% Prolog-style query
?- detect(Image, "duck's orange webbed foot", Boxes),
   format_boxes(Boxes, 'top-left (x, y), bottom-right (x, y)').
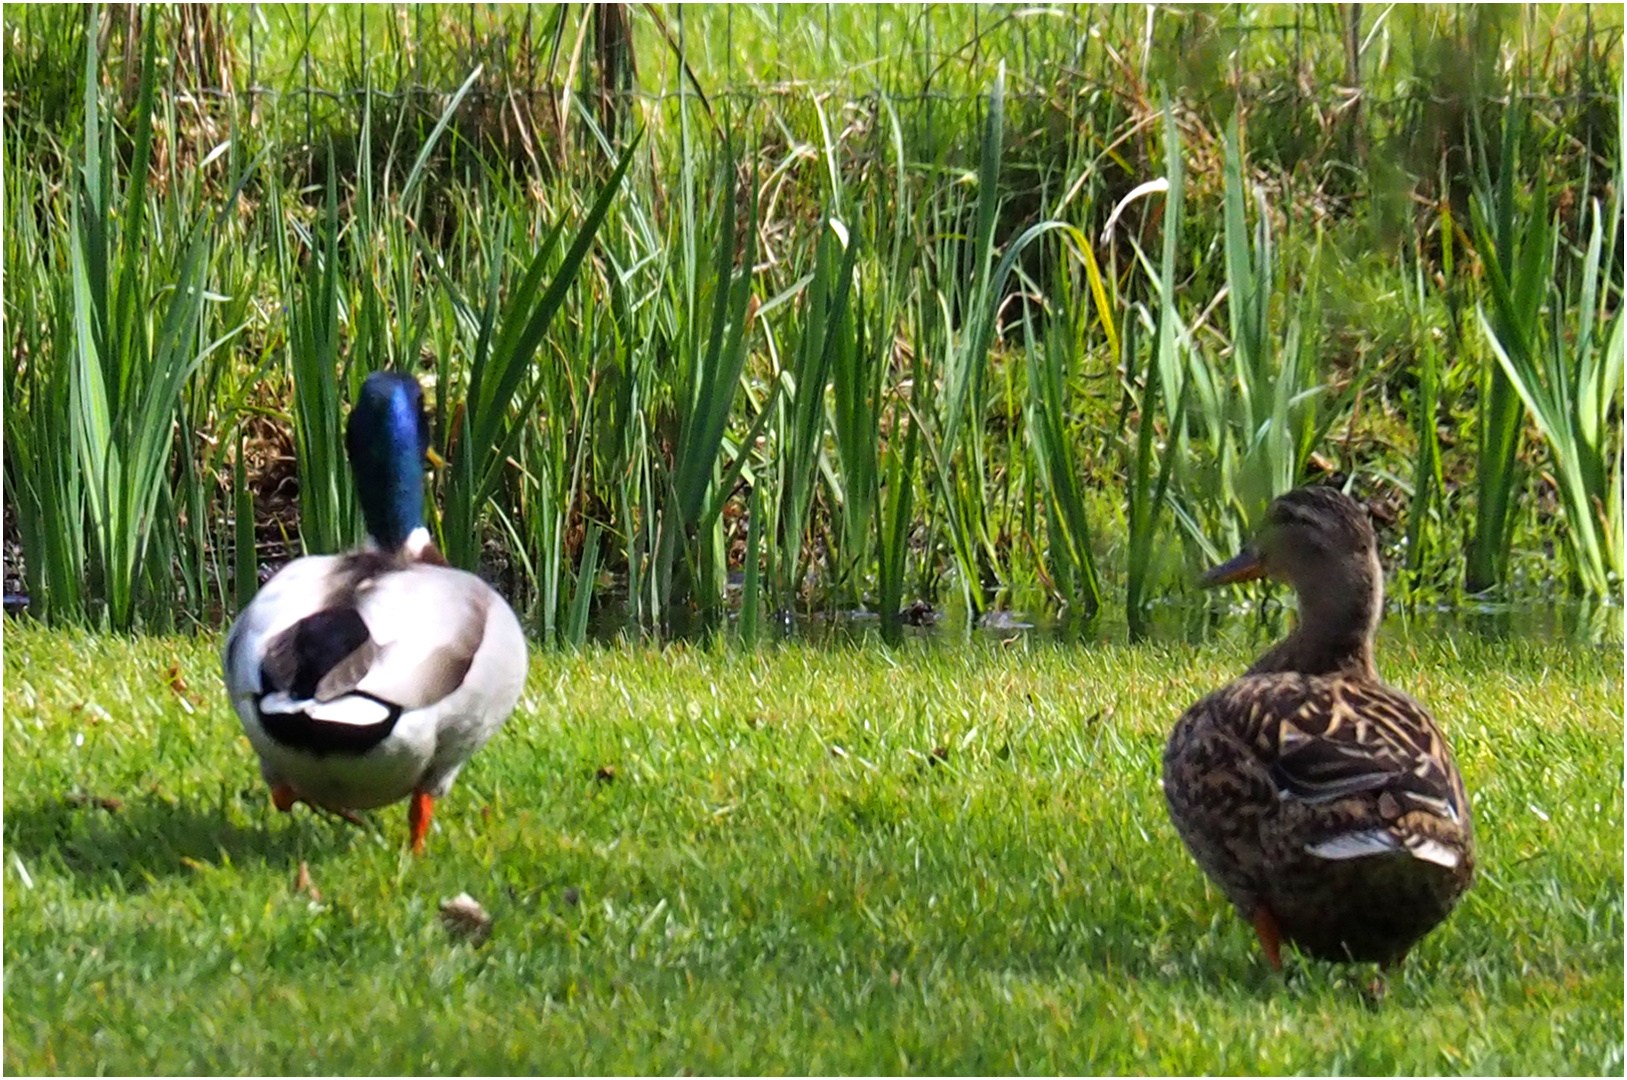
top-left (408, 790), bottom-right (435, 856)
top-left (1368, 948), bottom-right (1409, 997)
top-left (271, 784), bottom-right (366, 828)
top-left (1251, 906), bottom-right (1284, 972)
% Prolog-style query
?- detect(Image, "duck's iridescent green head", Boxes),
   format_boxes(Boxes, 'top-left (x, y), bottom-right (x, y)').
top-left (346, 372), bottom-right (431, 553)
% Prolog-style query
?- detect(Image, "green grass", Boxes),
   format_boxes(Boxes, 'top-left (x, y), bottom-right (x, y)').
top-left (4, 622), bottom-right (1621, 1074)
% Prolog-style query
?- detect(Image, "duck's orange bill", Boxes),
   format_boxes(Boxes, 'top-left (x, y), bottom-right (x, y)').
top-left (1201, 549), bottom-right (1265, 586)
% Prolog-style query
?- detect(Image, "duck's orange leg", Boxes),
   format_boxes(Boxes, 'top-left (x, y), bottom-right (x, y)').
top-left (1251, 906), bottom-right (1284, 971)
top-left (408, 790), bottom-right (435, 856)
top-left (271, 784), bottom-right (366, 827)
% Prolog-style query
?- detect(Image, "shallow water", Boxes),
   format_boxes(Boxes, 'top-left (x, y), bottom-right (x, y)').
top-left (6, 581), bottom-right (1619, 653)
top-left (583, 581), bottom-right (1625, 653)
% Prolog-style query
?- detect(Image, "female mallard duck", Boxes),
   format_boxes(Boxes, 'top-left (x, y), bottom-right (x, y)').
top-left (1163, 486), bottom-right (1475, 969)
top-left (223, 372), bottom-right (527, 855)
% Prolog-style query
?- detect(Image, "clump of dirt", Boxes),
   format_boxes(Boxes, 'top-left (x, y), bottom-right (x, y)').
top-left (234, 411), bottom-right (302, 578)
top-left (3, 495), bottom-right (26, 609)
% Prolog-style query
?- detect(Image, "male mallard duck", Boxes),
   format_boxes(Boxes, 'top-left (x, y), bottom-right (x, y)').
top-left (1163, 486), bottom-right (1475, 969)
top-left (223, 372), bottom-right (528, 855)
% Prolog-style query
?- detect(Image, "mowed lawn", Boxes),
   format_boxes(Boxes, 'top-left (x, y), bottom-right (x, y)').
top-left (3, 622), bottom-right (1621, 1075)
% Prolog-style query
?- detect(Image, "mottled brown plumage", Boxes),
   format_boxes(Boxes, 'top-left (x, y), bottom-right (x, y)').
top-left (1163, 487), bottom-right (1475, 968)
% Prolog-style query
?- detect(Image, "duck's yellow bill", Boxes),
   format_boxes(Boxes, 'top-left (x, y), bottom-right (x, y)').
top-left (1201, 549), bottom-right (1265, 586)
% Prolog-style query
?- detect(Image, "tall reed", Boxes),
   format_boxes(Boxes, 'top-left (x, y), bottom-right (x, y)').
top-left (278, 160), bottom-right (354, 557)
top-left (1473, 155), bottom-right (1624, 595)
top-left (65, 13), bottom-right (245, 630)
top-left (625, 129), bottom-right (768, 633)
top-left (917, 65), bottom-right (1010, 614)
top-left (768, 220), bottom-right (858, 610)
top-left (1464, 110), bottom-right (1532, 595)
top-left (1178, 117), bottom-right (1333, 558)
top-left (3, 6), bottom-right (1617, 638)
top-left (1120, 104), bottom-right (1188, 637)
top-left (1021, 260), bottom-right (1103, 617)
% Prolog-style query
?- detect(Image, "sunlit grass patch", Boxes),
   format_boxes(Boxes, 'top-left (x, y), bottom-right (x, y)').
top-left (3, 624), bottom-right (1620, 1074)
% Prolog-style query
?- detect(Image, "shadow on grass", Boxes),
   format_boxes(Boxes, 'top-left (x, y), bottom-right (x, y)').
top-left (2, 792), bottom-right (360, 893)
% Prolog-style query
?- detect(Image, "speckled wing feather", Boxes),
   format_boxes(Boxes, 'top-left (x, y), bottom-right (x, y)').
top-left (1164, 672), bottom-right (1474, 920)
top-left (344, 562), bottom-right (489, 711)
top-left (231, 552), bottom-right (492, 754)
top-left (1260, 676), bottom-right (1470, 826)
